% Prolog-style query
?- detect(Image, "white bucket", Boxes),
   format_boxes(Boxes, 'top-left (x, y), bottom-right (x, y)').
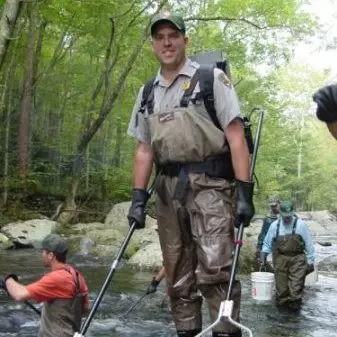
top-left (251, 272), bottom-right (274, 301)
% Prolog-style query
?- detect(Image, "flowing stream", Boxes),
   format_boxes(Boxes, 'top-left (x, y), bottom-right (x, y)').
top-left (1, 238), bottom-right (337, 337)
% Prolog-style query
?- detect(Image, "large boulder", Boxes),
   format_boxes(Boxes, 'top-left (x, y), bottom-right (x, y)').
top-left (296, 210), bottom-right (337, 236)
top-left (317, 255), bottom-right (337, 272)
top-left (127, 242), bottom-right (162, 270)
top-left (1, 219), bottom-right (60, 249)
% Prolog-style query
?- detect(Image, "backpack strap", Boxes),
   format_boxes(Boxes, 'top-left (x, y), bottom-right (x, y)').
top-left (139, 77), bottom-right (156, 115)
top-left (198, 65), bottom-right (223, 130)
top-left (179, 66), bottom-right (223, 130)
top-left (180, 71), bottom-right (200, 107)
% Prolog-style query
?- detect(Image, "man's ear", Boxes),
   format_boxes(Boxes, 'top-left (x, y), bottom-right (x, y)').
top-left (184, 35), bottom-right (189, 47)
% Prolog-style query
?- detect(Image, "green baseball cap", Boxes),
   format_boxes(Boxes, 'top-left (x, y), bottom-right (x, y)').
top-left (279, 200), bottom-right (295, 217)
top-left (150, 12), bottom-right (186, 36)
top-left (41, 234), bottom-right (68, 254)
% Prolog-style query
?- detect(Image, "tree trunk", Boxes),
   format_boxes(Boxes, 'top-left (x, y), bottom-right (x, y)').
top-left (0, 0), bottom-right (22, 70)
top-left (1, 50), bottom-right (16, 206)
top-left (56, 1), bottom-right (169, 223)
top-left (112, 115), bottom-right (122, 167)
top-left (18, 1), bottom-right (37, 184)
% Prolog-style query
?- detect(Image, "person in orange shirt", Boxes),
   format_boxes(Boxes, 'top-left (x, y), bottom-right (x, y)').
top-left (0, 234), bottom-right (89, 337)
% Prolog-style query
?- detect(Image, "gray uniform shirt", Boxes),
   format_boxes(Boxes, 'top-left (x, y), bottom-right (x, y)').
top-left (127, 58), bottom-right (242, 144)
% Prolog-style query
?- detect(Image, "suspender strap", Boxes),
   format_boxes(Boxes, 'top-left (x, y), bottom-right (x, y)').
top-left (276, 220), bottom-right (280, 238)
top-left (64, 266), bottom-right (80, 294)
top-left (139, 78), bottom-right (155, 115)
top-left (292, 217), bottom-right (298, 234)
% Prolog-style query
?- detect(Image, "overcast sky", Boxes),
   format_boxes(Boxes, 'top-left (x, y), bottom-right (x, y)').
top-left (295, 0), bottom-right (337, 80)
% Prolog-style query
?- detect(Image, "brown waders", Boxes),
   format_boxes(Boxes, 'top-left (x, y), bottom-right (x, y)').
top-left (155, 172), bottom-right (241, 337)
top-left (272, 219), bottom-right (307, 310)
top-left (38, 267), bottom-right (84, 337)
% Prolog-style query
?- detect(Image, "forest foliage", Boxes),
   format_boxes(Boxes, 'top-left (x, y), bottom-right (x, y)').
top-left (0, 0), bottom-right (336, 222)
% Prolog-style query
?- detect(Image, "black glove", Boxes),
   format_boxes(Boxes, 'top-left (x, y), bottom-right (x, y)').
top-left (313, 84), bottom-right (337, 122)
top-left (306, 264), bottom-right (314, 276)
top-left (0, 274), bottom-right (18, 292)
top-left (255, 250), bottom-right (261, 260)
top-left (146, 277), bottom-right (160, 294)
top-left (235, 180), bottom-right (255, 228)
top-left (259, 252), bottom-right (268, 266)
top-left (127, 189), bottom-right (150, 229)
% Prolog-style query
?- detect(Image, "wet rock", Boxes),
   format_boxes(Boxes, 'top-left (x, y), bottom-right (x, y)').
top-left (317, 255), bottom-right (337, 272)
top-left (1, 219), bottom-right (60, 249)
top-left (127, 242), bottom-right (162, 271)
top-left (317, 241), bottom-right (332, 247)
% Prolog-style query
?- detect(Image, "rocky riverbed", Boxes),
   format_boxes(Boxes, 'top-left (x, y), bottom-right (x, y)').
top-left (1, 203), bottom-right (337, 273)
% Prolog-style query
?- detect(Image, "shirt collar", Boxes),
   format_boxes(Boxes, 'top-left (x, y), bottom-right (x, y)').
top-left (154, 58), bottom-right (199, 87)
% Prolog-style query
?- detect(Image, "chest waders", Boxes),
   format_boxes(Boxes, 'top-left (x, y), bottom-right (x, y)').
top-left (39, 267), bottom-right (83, 337)
top-left (194, 109), bottom-right (264, 337)
top-left (140, 66), bottom-right (254, 205)
top-left (272, 218), bottom-right (307, 305)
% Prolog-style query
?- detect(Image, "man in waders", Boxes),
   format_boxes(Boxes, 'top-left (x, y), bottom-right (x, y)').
top-left (256, 195), bottom-right (280, 260)
top-left (127, 11), bottom-right (254, 337)
top-left (260, 201), bottom-right (315, 312)
top-left (1, 234), bottom-right (89, 337)
top-left (313, 83), bottom-right (337, 140)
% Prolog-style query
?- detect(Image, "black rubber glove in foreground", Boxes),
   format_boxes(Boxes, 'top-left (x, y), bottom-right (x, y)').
top-left (313, 84), bottom-right (337, 122)
top-left (235, 180), bottom-right (255, 228)
top-left (146, 277), bottom-right (160, 294)
top-left (127, 189), bottom-right (150, 229)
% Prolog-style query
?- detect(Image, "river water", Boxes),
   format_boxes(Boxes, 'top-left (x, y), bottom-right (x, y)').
top-left (1, 239), bottom-right (337, 337)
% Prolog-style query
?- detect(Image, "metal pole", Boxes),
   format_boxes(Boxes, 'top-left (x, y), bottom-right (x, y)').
top-left (195, 109), bottom-right (264, 337)
top-left (75, 175), bottom-right (158, 337)
top-left (226, 109), bottom-right (264, 301)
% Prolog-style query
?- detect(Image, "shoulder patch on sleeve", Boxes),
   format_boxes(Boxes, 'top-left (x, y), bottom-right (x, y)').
top-left (218, 72), bottom-right (232, 88)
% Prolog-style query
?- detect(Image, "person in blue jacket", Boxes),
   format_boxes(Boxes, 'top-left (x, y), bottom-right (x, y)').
top-left (260, 200), bottom-right (315, 311)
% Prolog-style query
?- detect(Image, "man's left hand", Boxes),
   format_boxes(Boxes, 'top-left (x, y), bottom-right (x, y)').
top-left (235, 180), bottom-right (255, 227)
top-left (0, 277), bottom-right (5, 290)
top-left (306, 264), bottom-right (314, 276)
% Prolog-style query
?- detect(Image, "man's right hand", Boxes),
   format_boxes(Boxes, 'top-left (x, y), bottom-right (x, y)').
top-left (127, 189), bottom-right (150, 229)
top-left (259, 252), bottom-right (268, 266)
top-left (146, 277), bottom-right (160, 294)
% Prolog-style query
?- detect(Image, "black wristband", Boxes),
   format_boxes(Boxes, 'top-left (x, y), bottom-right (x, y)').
top-left (151, 277), bottom-right (160, 287)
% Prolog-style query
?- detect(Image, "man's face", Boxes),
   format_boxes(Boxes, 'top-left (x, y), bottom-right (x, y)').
top-left (327, 121), bottom-right (337, 140)
top-left (270, 204), bottom-right (279, 214)
top-left (282, 215), bottom-right (293, 224)
top-left (41, 249), bottom-right (54, 268)
top-left (151, 23), bottom-right (188, 68)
